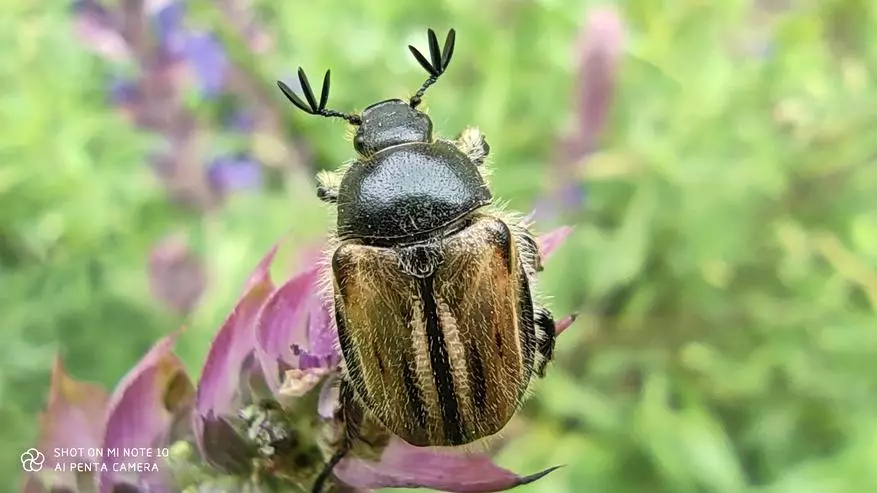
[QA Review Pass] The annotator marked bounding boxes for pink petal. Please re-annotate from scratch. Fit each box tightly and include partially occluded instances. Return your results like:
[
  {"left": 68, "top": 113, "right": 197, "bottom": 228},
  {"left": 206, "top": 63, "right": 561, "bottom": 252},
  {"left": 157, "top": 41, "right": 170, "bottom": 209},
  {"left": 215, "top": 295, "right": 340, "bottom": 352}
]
[
  {"left": 243, "top": 244, "right": 280, "bottom": 292},
  {"left": 295, "top": 294, "right": 340, "bottom": 370},
  {"left": 521, "top": 214, "right": 574, "bottom": 259},
  {"left": 555, "top": 313, "right": 579, "bottom": 336},
  {"left": 99, "top": 332, "right": 194, "bottom": 493},
  {"left": 195, "top": 245, "right": 276, "bottom": 414},
  {"left": 537, "top": 226, "right": 573, "bottom": 261},
  {"left": 335, "top": 439, "right": 561, "bottom": 492},
  {"left": 317, "top": 375, "right": 340, "bottom": 420},
  {"left": 31, "top": 357, "right": 109, "bottom": 489},
  {"left": 254, "top": 265, "right": 321, "bottom": 391},
  {"left": 193, "top": 246, "right": 278, "bottom": 465},
  {"left": 277, "top": 367, "right": 334, "bottom": 400}
]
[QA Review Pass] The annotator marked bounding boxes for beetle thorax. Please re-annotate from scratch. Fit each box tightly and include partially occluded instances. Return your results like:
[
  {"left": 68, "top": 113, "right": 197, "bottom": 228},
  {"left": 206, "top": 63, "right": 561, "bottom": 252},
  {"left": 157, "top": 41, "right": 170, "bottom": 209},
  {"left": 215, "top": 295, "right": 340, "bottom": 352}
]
[{"left": 335, "top": 141, "right": 492, "bottom": 244}]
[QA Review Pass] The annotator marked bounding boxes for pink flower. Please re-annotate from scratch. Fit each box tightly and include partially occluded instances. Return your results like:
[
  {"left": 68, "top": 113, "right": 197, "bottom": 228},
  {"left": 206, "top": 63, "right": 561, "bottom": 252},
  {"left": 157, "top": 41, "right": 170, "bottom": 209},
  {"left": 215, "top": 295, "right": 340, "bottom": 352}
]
[
  {"left": 23, "top": 335, "right": 194, "bottom": 492},
  {"left": 26, "top": 226, "right": 576, "bottom": 492}
]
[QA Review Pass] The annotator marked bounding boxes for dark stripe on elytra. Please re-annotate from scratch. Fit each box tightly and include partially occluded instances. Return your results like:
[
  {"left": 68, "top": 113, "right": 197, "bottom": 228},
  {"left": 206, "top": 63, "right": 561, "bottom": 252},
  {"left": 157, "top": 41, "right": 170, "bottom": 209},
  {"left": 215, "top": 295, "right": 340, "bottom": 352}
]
[
  {"left": 417, "top": 276, "right": 465, "bottom": 445},
  {"left": 401, "top": 353, "right": 428, "bottom": 430},
  {"left": 534, "top": 308, "right": 557, "bottom": 377},
  {"left": 494, "top": 330, "right": 503, "bottom": 355},
  {"left": 373, "top": 347, "right": 385, "bottom": 374},
  {"left": 333, "top": 298, "right": 369, "bottom": 406},
  {"left": 517, "top": 267, "right": 536, "bottom": 393},
  {"left": 468, "top": 344, "right": 488, "bottom": 417}
]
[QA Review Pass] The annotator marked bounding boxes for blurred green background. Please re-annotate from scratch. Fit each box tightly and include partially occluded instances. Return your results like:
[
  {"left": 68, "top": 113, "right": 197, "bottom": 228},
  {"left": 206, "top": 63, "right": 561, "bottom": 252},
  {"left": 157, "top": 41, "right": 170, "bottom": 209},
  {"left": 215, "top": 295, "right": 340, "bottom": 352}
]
[{"left": 3, "top": 0, "right": 877, "bottom": 492}]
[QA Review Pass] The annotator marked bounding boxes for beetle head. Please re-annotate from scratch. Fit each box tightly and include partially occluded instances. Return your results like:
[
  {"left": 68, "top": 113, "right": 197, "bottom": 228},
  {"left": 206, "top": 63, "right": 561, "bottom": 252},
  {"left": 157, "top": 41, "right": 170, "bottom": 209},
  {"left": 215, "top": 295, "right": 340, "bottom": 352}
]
[{"left": 353, "top": 99, "right": 433, "bottom": 155}]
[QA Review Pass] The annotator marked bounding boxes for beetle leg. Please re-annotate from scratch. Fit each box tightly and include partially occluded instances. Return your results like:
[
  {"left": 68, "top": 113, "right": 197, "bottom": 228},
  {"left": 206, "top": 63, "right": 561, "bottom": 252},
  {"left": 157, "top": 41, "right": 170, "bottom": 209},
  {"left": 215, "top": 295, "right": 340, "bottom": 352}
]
[
  {"left": 339, "top": 379, "right": 366, "bottom": 445},
  {"left": 316, "top": 170, "right": 342, "bottom": 204},
  {"left": 454, "top": 127, "right": 490, "bottom": 166},
  {"left": 316, "top": 186, "right": 338, "bottom": 203},
  {"left": 311, "top": 444, "right": 347, "bottom": 493},
  {"left": 312, "top": 379, "right": 358, "bottom": 493},
  {"left": 533, "top": 306, "right": 557, "bottom": 378}
]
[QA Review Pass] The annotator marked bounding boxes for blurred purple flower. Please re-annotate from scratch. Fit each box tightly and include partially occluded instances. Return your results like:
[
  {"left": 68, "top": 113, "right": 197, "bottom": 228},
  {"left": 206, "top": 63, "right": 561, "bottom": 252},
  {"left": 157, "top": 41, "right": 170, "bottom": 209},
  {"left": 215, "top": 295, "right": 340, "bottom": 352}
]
[
  {"left": 150, "top": 2, "right": 230, "bottom": 96},
  {"left": 533, "top": 182, "right": 589, "bottom": 221},
  {"left": 226, "top": 110, "right": 257, "bottom": 133},
  {"left": 244, "top": 22, "right": 274, "bottom": 53},
  {"left": 108, "top": 76, "right": 139, "bottom": 106},
  {"left": 206, "top": 154, "right": 264, "bottom": 196},
  {"left": 571, "top": 7, "right": 625, "bottom": 156},
  {"left": 539, "top": 7, "right": 627, "bottom": 220},
  {"left": 153, "top": 0, "right": 188, "bottom": 58},
  {"left": 70, "top": 0, "right": 296, "bottom": 216},
  {"left": 148, "top": 232, "right": 208, "bottom": 314},
  {"left": 181, "top": 31, "right": 230, "bottom": 97},
  {"left": 71, "top": 0, "right": 130, "bottom": 62},
  {"left": 106, "top": 75, "right": 143, "bottom": 124},
  {"left": 23, "top": 335, "right": 194, "bottom": 493},
  {"left": 75, "top": 0, "right": 231, "bottom": 99},
  {"left": 213, "top": 0, "right": 274, "bottom": 53}
]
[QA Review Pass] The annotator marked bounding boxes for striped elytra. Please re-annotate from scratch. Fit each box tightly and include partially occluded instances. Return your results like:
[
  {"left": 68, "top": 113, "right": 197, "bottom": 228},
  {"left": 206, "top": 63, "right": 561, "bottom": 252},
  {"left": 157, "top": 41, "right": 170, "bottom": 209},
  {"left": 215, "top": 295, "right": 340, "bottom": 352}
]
[{"left": 330, "top": 214, "right": 553, "bottom": 447}]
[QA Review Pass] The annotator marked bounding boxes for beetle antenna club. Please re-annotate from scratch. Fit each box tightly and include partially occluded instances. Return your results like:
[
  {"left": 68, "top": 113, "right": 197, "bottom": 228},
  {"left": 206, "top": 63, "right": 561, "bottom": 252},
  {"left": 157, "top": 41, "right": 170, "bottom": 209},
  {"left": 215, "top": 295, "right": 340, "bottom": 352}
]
[
  {"left": 408, "top": 28, "right": 456, "bottom": 108},
  {"left": 277, "top": 67, "right": 362, "bottom": 125}
]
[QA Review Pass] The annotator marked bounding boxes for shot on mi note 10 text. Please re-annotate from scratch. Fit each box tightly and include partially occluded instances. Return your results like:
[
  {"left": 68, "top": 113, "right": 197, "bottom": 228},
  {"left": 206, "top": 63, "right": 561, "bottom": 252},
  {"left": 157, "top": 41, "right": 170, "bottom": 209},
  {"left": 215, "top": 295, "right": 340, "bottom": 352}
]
[{"left": 20, "top": 447, "right": 168, "bottom": 473}]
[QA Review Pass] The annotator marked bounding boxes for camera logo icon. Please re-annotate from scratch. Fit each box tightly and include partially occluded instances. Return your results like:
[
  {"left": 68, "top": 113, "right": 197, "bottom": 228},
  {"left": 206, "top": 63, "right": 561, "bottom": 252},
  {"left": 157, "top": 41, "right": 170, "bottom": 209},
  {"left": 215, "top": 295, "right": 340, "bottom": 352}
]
[{"left": 20, "top": 448, "right": 45, "bottom": 472}]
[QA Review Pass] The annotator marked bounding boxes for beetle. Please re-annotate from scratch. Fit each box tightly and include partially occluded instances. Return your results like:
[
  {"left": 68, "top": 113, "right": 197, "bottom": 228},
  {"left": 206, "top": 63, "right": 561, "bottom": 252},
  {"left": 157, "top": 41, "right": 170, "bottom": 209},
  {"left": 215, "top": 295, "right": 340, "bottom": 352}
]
[{"left": 277, "top": 29, "right": 561, "bottom": 492}]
